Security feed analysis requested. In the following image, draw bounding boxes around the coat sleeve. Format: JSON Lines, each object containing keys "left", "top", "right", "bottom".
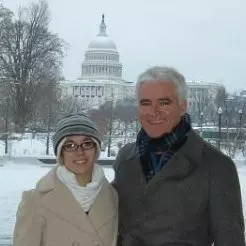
{"left": 111, "top": 147, "right": 126, "bottom": 246}
{"left": 111, "top": 146, "right": 124, "bottom": 189}
{"left": 13, "top": 190, "right": 46, "bottom": 246}
{"left": 209, "top": 155, "right": 245, "bottom": 246}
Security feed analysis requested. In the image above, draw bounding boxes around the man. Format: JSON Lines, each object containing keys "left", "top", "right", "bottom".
{"left": 113, "top": 66, "right": 245, "bottom": 246}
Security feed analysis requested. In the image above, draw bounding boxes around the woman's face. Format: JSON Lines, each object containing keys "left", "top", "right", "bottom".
{"left": 61, "top": 135, "right": 97, "bottom": 176}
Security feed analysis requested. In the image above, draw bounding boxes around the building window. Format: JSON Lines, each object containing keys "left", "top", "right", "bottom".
{"left": 81, "top": 86, "right": 85, "bottom": 96}
{"left": 91, "top": 86, "right": 96, "bottom": 97}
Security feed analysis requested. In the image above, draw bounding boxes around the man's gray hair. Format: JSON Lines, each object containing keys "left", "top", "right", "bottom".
{"left": 136, "top": 66, "right": 188, "bottom": 102}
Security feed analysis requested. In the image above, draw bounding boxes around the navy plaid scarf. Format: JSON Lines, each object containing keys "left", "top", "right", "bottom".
{"left": 136, "top": 113, "right": 192, "bottom": 182}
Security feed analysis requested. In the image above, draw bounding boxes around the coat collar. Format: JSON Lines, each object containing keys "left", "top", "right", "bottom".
{"left": 154, "top": 129, "right": 205, "bottom": 180}
{"left": 122, "top": 129, "right": 205, "bottom": 184}
{"left": 125, "top": 129, "right": 204, "bottom": 164}
{"left": 36, "top": 165, "right": 116, "bottom": 236}
{"left": 36, "top": 165, "right": 57, "bottom": 192}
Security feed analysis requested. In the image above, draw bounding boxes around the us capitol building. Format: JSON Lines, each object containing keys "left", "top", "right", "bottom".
{"left": 59, "top": 15, "right": 134, "bottom": 108}
{"left": 59, "top": 15, "right": 220, "bottom": 113}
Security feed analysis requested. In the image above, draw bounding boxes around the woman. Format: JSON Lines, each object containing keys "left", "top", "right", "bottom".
{"left": 13, "top": 114, "right": 118, "bottom": 246}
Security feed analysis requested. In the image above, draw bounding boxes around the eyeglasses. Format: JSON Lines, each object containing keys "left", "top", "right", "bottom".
{"left": 62, "top": 141, "right": 96, "bottom": 152}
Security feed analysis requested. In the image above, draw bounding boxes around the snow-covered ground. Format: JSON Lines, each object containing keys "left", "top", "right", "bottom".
{"left": 0, "top": 134, "right": 121, "bottom": 158}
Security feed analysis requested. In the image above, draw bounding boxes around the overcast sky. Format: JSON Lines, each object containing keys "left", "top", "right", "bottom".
{"left": 3, "top": 0, "right": 246, "bottom": 92}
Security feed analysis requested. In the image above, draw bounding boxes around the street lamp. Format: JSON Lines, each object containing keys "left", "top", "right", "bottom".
{"left": 107, "top": 90, "right": 114, "bottom": 157}
{"left": 200, "top": 112, "right": 204, "bottom": 137}
{"left": 218, "top": 107, "right": 223, "bottom": 150}
{"left": 238, "top": 109, "right": 243, "bottom": 140}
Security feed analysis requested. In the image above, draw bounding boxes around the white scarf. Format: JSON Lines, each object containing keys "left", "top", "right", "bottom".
{"left": 56, "top": 164, "right": 105, "bottom": 212}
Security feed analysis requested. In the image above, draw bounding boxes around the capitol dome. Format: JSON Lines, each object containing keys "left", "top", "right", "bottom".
{"left": 88, "top": 37, "right": 117, "bottom": 50}
{"left": 88, "top": 15, "right": 117, "bottom": 51}
{"left": 81, "top": 14, "right": 123, "bottom": 80}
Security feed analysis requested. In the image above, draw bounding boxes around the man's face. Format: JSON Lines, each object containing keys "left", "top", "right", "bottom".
{"left": 138, "top": 81, "right": 187, "bottom": 138}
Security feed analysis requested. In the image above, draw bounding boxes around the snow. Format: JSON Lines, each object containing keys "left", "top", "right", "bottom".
{"left": 0, "top": 134, "right": 121, "bottom": 159}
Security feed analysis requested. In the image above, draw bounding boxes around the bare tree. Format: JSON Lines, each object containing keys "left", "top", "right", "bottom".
{"left": 0, "top": 1, "right": 65, "bottom": 132}
{"left": 215, "top": 86, "right": 228, "bottom": 109}
{"left": 56, "top": 96, "right": 87, "bottom": 117}
{"left": 0, "top": 96, "right": 10, "bottom": 154}
{"left": 88, "top": 98, "right": 118, "bottom": 157}
{"left": 114, "top": 98, "right": 138, "bottom": 144}
{"left": 32, "top": 81, "right": 60, "bottom": 154}
{"left": 89, "top": 108, "right": 108, "bottom": 136}
{"left": 189, "top": 90, "right": 215, "bottom": 124}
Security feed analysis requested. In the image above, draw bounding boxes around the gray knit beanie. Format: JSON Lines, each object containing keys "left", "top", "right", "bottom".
{"left": 52, "top": 113, "right": 102, "bottom": 156}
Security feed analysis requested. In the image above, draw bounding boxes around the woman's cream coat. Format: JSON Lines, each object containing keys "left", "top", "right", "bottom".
{"left": 13, "top": 166, "right": 118, "bottom": 246}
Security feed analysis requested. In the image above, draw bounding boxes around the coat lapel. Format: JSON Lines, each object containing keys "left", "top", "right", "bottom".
{"left": 144, "top": 130, "right": 205, "bottom": 192}
{"left": 121, "top": 143, "right": 147, "bottom": 187}
{"left": 117, "top": 130, "right": 205, "bottom": 220}
{"left": 89, "top": 182, "right": 117, "bottom": 228}
{"left": 118, "top": 147, "right": 147, "bottom": 200}
{"left": 123, "top": 130, "right": 204, "bottom": 187}
{"left": 37, "top": 167, "right": 96, "bottom": 236}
